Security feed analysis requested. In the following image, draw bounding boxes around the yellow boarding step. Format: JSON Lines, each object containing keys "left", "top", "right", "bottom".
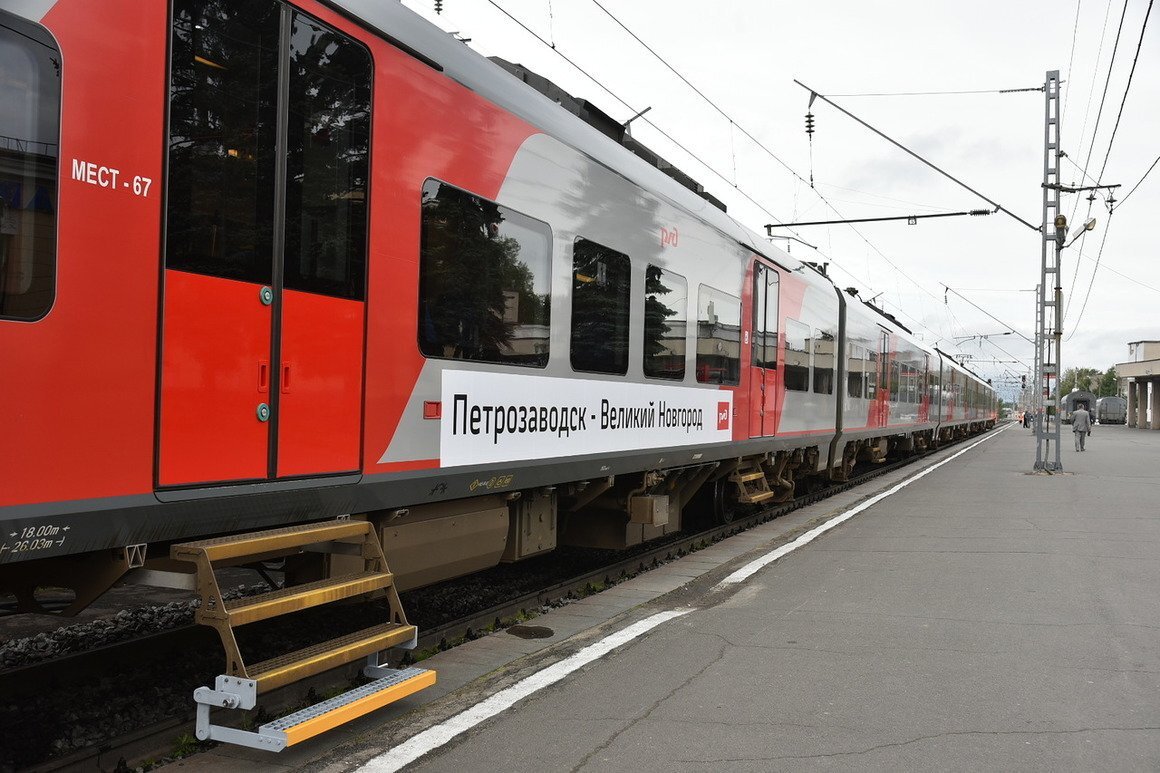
{"left": 177, "top": 518, "right": 434, "bottom": 751}
{"left": 249, "top": 621, "right": 417, "bottom": 693}
{"left": 265, "top": 667, "right": 437, "bottom": 747}
{"left": 730, "top": 462, "right": 775, "bottom": 505}
{"left": 224, "top": 572, "right": 393, "bottom": 627}
{"left": 194, "top": 665, "right": 436, "bottom": 752}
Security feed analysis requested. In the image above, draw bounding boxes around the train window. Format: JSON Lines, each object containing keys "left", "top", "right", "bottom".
{"left": 847, "top": 344, "right": 865, "bottom": 398}
{"left": 419, "top": 179, "right": 552, "bottom": 366}
{"left": 643, "top": 264, "right": 687, "bottom": 380}
{"left": 0, "top": 12, "right": 59, "bottom": 321}
{"left": 751, "top": 263, "right": 779, "bottom": 369}
{"left": 889, "top": 360, "right": 901, "bottom": 402}
{"left": 695, "top": 286, "right": 740, "bottom": 385}
{"left": 812, "top": 331, "right": 835, "bottom": 395}
{"left": 571, "top": 238, "right": 630, "bottom": 374}
{"left": 283, "top": 13, "right": 372, "bottom": 300}
{"left": 783, "top": 319, "right": 810, "bottom": 392}
{"left": 866, "top": 350, "right": 878, "bottom": 398}
{"left": 167, "top": 0, "right": 280, "bottom": 285}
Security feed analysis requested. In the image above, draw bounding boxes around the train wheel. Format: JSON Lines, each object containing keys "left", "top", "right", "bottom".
{"left": 713, "top": 478, "right": 737, "bottom": 525}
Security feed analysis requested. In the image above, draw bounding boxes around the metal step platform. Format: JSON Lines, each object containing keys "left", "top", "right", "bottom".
{"left": 173, "top": 519, "right": 434, "bottom": 751}
{"left": 730, "top": 461, "right": 776, "bottom": 504}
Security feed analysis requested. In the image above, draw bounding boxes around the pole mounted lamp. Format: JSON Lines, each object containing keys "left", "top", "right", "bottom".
{"left": 1064, "top": 217, "right": 1097, "bottom": 248}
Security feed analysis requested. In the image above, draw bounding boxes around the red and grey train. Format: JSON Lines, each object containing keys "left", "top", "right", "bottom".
{"left": 0, "top": 0, "right": 996, "bottom": 636}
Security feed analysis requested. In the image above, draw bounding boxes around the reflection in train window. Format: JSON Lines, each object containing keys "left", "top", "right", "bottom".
{"left": 571, "top": 238, "right": 630, "bottom": 375}
{"left": 168, "top": 1, "right": 373, "bottom": 301}
{"left": 783, "top": 319, "right": 811, "bottom": 392}
{"left": 167, "top": 0, "right": 280, "bottom": 286}
{"left": 812, "top": 330, "right": 835, "bottom": 395}
{"left": 695, "top": 286, "right": 740, "bottom": 385}
{"left": 283, "top": 12, "right": 372, "bottom": 299}
{"left": 643, "top": 264, "right": 687, "bottom": 380}
{"left": 0, "top": 11, "right": 59, "bottom": 320}
{"left": 847, "top": 344, "right": 865, "bottom": 398}
{"left": 418, "top": 179, "right": 552, "bottom": 366}
{"left": 751, "top": 263, "right": 779, "bottom": 369}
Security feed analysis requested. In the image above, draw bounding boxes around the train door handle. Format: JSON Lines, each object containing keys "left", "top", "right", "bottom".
{"left": 281, "top": 363, "right": 292, "bottom": 394}
{"left": 258, "top": 361, "right": 269, "bottom": 393}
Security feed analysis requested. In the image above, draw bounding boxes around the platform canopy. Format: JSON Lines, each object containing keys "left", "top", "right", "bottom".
{"left": 1116, "top": 340, "right": 1160, "bottom": 429}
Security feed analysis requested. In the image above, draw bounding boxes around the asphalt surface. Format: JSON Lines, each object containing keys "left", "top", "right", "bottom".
{"left": 174, "top": 422, "right": 1160, "bottom": 772}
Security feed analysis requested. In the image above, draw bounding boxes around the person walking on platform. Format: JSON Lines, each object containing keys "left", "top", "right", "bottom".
{"left": 1072, "top": 404, "right": 1092, "bottom": 451}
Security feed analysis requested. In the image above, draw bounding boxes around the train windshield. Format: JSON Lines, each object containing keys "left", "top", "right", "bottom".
{"left": 0, "top": 12, "right": 59, "bottom": 321}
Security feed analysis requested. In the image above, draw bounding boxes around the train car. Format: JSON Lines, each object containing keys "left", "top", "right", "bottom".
{"left": 0, "top": 0, "right": 996, "bottom": 747}
{"left": 1096, "top": 396, "right": 1126, "bottom": 425}
{"left": 1060, "top": 389, "right": 1097, "bottom": 423}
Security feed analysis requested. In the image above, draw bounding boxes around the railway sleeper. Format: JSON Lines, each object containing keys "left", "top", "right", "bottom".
{"left": 172, "top": 519, "right": 434, "bottom": 752}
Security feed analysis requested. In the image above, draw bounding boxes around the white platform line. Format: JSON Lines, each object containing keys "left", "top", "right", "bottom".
{"left": 716, "top": 423, "right": 1012, "bottom": 587}
{"left": 359, "top": 608, "right": 693, "bottom": 773}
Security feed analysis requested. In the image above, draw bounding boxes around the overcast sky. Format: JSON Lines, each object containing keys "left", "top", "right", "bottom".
{"left": 400, "top": 0, "right": 1158, "bottom": 401}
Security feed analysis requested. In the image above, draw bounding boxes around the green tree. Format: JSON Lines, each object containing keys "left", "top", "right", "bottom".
{"left": 1059, "top": 366, "right": 1100, "bottom": 396}
{"left": 419, "top": 182, "right": 541, "bottom": 363}
{"left": 1097, "top": 368, "right": 1118, "bottom": 396}
{"left": 570, "top": 241, "right": 631, "bottom": 373}
{"left": 643, "top": 265, "right": 680, "bottom": 376}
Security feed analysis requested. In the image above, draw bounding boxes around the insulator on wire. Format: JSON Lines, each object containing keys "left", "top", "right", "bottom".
{"left": 804, "top": 112, "right": 815, "bottom": 137}
{"left": 435, "top": 0, "right": 444, "bottom": 14}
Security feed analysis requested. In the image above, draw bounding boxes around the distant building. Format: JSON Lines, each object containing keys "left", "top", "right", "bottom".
{"left": 1116, "top": 340, "right": 1160, "bottom": 429}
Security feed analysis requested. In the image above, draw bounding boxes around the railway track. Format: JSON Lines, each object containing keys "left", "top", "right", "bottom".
{"left": 0, "top": 431, "right": 994, "bottom": 771}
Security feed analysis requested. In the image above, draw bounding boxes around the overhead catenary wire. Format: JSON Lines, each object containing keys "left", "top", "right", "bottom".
{"left": 599, "top": 1, "right": 1029, "bottom": 355}
{"left": 1096, "top": 0, "right": 1153, "bottom": 183}
{"left": 478, "top": 0, "right": 800, "bottom": 237}
{"left": 825, "top": 86, "right": 1043, "bottom": 97}
{"left": 941, "top": 285, "right": 1035, "bottom": 345}
{"left": 1076, "top": 246, "right": 1160, "bottom": 294}
{"left": 1065, "top": 214, "right": 1115, "bottom": 340}
{"left": 1069, "top": 0, "right": 1127, "bottom": 218}
{"left": 1067, "top": 1, "right": 1151, "bottom": 336}
{"left": 1062, "top": 0, "right": 1082, "bottom": 121}
{"left": 1117, "top": 151, "right": 1160, "bottom": 208}
{"left": 585, "top": 0, "right": 985, "bottom": 337}
{"left": 476, "top": 0, "right": 889, "bottom": 313}
{"left": 1063, "top": 0, "right": 1130, "bottom": 321}
{"left": 587, "top": 0, "right": 803, "bottom": 181}
{"left": 486, "top": 0, "right": 965, "bottom": 349}
{"left": 459, "top": 1, "right": 1021, "bottom": 379}
{"left": 795, "top": 81, "right": 1039, "bottom": 232}
{"left": 1068, "top": 0, "right": 1115, "bottom": 207}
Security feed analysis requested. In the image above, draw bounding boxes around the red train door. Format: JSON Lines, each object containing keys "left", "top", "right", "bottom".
{"left": 157, "top": 3, "right": 371, "bottom": 487}
{"left": 748, "top": 262, "right": 781, "bottom": 436}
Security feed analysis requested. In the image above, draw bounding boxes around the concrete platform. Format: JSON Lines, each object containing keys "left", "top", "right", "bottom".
{"left": 171, "top": 423, "right": 1160, "bottom": 772}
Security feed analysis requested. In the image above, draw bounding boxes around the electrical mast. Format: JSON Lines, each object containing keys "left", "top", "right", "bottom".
{"left": 1034, "top": 70, "right": 1062, "bottom": 472}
